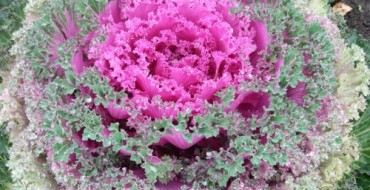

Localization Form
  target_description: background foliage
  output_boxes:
[0,1,26,189]
[0,123,12,190]
[0,0,26,70]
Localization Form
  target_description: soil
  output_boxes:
[332,0,370,39]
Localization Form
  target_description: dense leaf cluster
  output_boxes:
[4,0,364,189]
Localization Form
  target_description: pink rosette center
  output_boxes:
[87,0,270,150]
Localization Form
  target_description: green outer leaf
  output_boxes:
[53,142,77,162]
[0,125,12,189]
[351,97,370,177]
[355,173,370,189]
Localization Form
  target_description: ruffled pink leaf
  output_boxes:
[274,58,284,78]
[49,9,80,63]
[286,82,306,106]
[146,156,162,165]
[119,149,132,156]
[249,20,269,66]
[107,101,130,119]
[316,99,329,122]
[157,128,203,149]
[230,91,270,119]
[170,67,201,88]
[156,180,190,190]
[99,0,121,24]
[143,104,178,119]
[71,47,85,75]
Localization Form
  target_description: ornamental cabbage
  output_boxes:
[0,0,368,189]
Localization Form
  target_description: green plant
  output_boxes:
[0,0,27,70]
[334,9,370,190]
[0,122,12,190]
